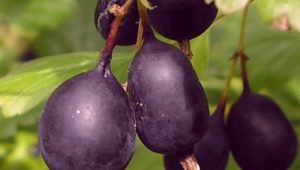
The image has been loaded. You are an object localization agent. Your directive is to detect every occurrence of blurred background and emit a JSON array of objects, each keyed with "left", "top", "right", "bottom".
[{"left": 0, "top": 0, "right": 299, "bottom": 169}]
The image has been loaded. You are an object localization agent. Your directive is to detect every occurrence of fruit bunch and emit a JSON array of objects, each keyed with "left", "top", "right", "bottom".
[{"left": 38, "top": 0, "right": 298, "bottom": 170}]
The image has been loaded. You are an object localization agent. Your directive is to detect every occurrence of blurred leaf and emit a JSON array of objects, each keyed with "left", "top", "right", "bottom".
[
  {"left": 12, "top": 0, "right": 77, "bottom": 39},
  {"left": 0, "top": 0, "right": 79, "bottom": 79},
  {"left": 0, "top": 131, "right": 48, "bottom": 170},
  {"left": 0, "top": 118, "right": 16, "bottom": 140},
  {"left": 0, "top": 0, "right": 30, "bottom": 21},
  {"left": 191, "top": 32, "right": 209, "bottom": 77},
  {"left": 256, "top": 0, "right": 300, "bottom": 32},
  {"left": 32, "top": 0, "right": 102, "bottom": 56},
  {"left": 127, "top": 140, "right": 163, "bottom": 170},
  {"left": 0, "top": 104, "right": 42, "bottom": 139},
  {"left": 206, "top": 5, "right": 300, "bottom": 96},
  {"left": 215, "top": 0, "right": 249, "bottom": 14}
]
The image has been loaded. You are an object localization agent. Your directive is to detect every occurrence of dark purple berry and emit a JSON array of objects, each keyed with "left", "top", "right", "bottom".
[
  {"left": 147, "top": 0, "right": 217, "bottom": 40},
  {"left": 95, "top": 0, "right": 139, "bottom": 45},
  {"left": 163, "top": 105, "right": 230, "bottom": 170},
  {"left": 38, "top": 66, "right": 136, "bottom": 170},
  {"left": 128, "top": 35, "right": 209, "bottom": 154},
  {"left": 194, "top": 105, "right": 229, "bottom": 170},
  {"left": 227, "top": 91, "right": 298, "bottom": 170}
]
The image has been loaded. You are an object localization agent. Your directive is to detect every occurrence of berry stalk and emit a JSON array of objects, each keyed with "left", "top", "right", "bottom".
[
  {"left": 236, "top": 2, "right": 251, "bottom": 92},
  {"left": 137, "top": 0, "right": 154, "bottom": 38},
  {"left": 219, "top": 1, "right": 251, "bottom": 106},
  {"left": 97, "top": 0, "right": 134, "bottom": 72},
  {"left": 178, "top": 40, "right": 193, "bottom": 59},
  {"left": 135, "top": 18, "right": 144, "bottom": 52},
  {"left": 218, "top": 54, "right": 238, "bottom": 110}
]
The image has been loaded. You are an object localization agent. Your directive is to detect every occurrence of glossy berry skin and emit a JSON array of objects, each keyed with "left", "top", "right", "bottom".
[
  {"left": 227, "top": 91, "right": 298, "bottom": 170},
  {"left": 194, "top": 105, "right": 229, "bottom": 170},
  {"left": 128, "top": 36, "right": 209, "bottom": 154},
  {"left": 163, "top": 106, "right": 229, "bottom": 170},
  {"left": 38, "top": 68, "right": 136, "bottom": 170},
  {"left": 147, "top": 0, "right": 217, "bottom": 40},
  {"left": 94, "top": 0, "right": 139, "bottom": 45}
]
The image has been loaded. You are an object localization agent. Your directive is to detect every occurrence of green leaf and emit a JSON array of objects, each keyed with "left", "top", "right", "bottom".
[
  {"left": 0, "top": 52, "right": 96, "bottom": 117},
  {"left": 0, "top": 104, "right": 42, "bottom": 139},
  {"left": 207, "top": 6, "right": 300, "bottom": 92},
  {"left": 0, "top": 131, "right": 48, "bottom": 170},
  {"left": 0, "top": 51, "right": 133, "bottom": 118},
  {"left": 12, "top": 0, "right": 77, "bottom": 39},
  {"left": 32, "top": 0, "right": 103, "bottom": 56},
  {"left": 256, "top": 0, "right": 300, "bottom": 32},
  {"left": 0, "top": 0, "right": 30, "bottom": 21},
  {"left": 215, "top": 0, "right": 249, "bottom": 14},
  {"left": 191, "top": 32, "right": 209, "bottom": 77},
  {"left": 127, "top": 140, "right": 162, "bottom": 170}
]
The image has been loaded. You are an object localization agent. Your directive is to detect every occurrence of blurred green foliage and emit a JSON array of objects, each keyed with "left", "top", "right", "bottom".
[{"left": 0, "top": 0, "right": 299, "bottom": 170}]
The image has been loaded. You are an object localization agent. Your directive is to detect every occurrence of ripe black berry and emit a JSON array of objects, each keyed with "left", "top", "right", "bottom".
[
  {"left": 128, "top": 35, "right": 209, "bottom": 154},
  {"left": 147, "top": 0, "right": 217, "bottom": 40},
  {"left": 227, "top": 91, "right": 298, "bottom": 170},
  {"left": 163, "top": 105, "right": 229, "bottom": 170},
  {"left": 95, "top": 0, "right": 139, "bottom": 45},
  {"left": 38, "top": 66, "right": 136, "bottom": 170},
  {"left": 193, "top": 104, "right": 229, "bottom": 170}
]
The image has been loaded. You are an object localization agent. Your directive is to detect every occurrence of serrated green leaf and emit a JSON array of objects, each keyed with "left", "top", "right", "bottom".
[
  {"left": 215, "top": 0, "right": 249, "bottom": 14},
  {"left": 256, "top": 0, "right": 300, "bottom": 32}
]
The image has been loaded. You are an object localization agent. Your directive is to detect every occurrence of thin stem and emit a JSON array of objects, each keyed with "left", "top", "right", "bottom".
[
  {"left": 135, "top": 18, "right": 144, "bottom": 53},
  {"left": 236, "top": 2, "right": 251, "bottom": 92},
  {"left": 218, "top": 54, "right": 238, "bottom": 110},
  {"left": 217, "top": 2, "right": 251, "bottom": 110},
  {"left": 178, "top": 39, "right": 193, "bottom": 59},
  {"left": 236, "top": 3, "right": 250, "bottom": 53},
  {"left": 97, "top": 0, "right": 134, "bottom": 72},
  {"left": 137, "top": 0, "right": 154, "bottom": 38},
  {"left": 240, "top": 53, "right": 250, "bottom": 92}
]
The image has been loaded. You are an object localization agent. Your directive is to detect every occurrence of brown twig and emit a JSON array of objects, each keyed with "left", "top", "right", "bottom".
[
  {"left": 178, "top": 40, "right": 193, "bottom": 59},
  {"left": 97, "top": 0, "right": 134, "bottom": 72}
]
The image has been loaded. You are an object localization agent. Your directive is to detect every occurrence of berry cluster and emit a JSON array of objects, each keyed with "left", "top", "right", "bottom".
[{"left": 38, "top": 0, "right": 298, "bottom": 170}]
